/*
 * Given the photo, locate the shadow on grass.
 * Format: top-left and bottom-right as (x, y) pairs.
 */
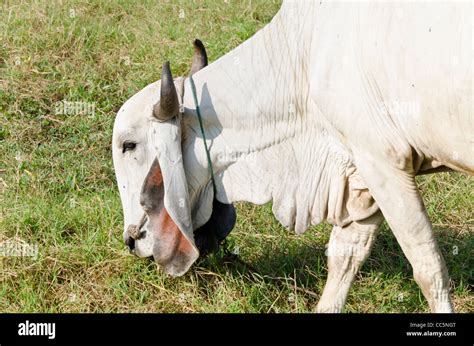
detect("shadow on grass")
(196, 222), (473, 297)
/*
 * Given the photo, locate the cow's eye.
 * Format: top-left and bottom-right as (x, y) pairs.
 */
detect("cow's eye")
(122, 141), (137, 153)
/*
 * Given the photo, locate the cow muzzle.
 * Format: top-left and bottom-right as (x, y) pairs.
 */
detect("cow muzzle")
(125, 213), (148, 252)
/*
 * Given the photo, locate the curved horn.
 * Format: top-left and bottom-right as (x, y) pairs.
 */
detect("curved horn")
(190, 39), (208, 75)
(153, 61), (179, 121)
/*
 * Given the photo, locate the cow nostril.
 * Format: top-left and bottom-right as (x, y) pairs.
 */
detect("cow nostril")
(125, 236), (135, 251)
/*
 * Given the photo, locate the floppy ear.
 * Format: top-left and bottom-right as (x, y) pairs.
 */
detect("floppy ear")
(194, 199), (236, 256)
(141, 158), (199, 277)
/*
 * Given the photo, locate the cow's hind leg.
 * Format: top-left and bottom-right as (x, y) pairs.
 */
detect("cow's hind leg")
(316, 211), (383, 313)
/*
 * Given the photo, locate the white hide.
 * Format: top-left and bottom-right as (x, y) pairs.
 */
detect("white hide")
(180, 1), (473, 232)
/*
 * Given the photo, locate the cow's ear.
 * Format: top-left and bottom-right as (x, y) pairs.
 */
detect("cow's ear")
(141, 158), (199, 277)
(194, 199), (236, 256)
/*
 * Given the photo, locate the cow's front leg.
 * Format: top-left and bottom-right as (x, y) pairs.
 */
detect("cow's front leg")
(317, 211), (383, 313)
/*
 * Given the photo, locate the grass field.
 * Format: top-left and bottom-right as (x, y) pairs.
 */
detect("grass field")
(0, 0), (472, 313)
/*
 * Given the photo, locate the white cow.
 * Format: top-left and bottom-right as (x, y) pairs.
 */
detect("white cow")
(112, 1), (473, 312)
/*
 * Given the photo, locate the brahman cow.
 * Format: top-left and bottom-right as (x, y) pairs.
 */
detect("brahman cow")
(112, 1), (473, 312)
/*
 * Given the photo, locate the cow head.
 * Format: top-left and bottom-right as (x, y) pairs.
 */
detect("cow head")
(112, 40), (236, 277)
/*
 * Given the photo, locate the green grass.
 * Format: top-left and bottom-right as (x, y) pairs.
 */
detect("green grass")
(0, 0), (472, 313)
